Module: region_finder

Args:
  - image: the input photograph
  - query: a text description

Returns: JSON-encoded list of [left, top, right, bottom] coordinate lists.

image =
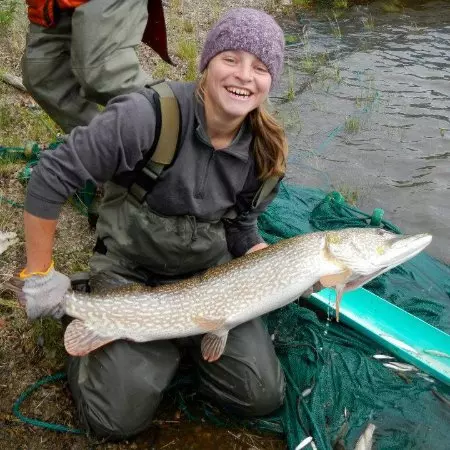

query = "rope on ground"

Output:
[[12, 371, 85, 435], [0, 195, 24, 209]]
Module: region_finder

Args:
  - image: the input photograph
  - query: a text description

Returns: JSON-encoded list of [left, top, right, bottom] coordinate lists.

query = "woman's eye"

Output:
[[255, 66, 269, 74]]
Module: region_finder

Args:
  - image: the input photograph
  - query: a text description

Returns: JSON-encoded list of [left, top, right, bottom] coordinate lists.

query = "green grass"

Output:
[[0, 0, 18, 28], [0, 94, 60, 146], [292, 0, 313, 7], [29, 318, 66, 367], [362, 15, 376, 31], [183, 20, 194, 33], [177, 39, 199, 81], [284, 66, 296, 102], [152, 60, 173, 80], [328, 13, 342, 38], [333, 0, 348, 9], [285, 34, 298, 45]]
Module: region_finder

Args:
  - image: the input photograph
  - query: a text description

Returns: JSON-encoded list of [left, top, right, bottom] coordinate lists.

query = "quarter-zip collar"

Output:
[[194, 94, 253, 162]]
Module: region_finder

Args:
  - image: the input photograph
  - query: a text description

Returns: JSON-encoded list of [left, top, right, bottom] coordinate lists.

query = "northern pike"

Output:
[[63, 228, 431, 361]]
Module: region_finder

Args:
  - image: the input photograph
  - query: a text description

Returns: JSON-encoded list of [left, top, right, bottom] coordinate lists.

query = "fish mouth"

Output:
[[379, 233, 432, 270], [347, 233, 432, 290], [330, 232, 431, 322]]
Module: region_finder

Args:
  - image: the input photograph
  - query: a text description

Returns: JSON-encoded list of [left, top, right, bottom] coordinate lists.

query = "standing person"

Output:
[[20, 8, 287, 441], [22, 0, 170, 133]]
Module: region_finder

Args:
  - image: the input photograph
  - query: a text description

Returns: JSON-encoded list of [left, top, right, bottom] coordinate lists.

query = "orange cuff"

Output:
[[19, 261, 55, 280]]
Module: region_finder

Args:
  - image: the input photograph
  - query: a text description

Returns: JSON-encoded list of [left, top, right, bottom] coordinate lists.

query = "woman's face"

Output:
[[203, 50, 272, 122]]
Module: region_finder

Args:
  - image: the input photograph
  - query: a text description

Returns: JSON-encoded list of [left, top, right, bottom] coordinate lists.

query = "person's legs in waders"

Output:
[[21, 12, 99, 134], [66, 268, 180, 440], [67, 251, 284, 439], [186, 319, 286, 417], [22, 0, 152, 133]]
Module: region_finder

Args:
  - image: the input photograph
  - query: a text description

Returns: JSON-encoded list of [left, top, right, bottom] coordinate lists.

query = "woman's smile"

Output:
[[204, 50, 272, 123]]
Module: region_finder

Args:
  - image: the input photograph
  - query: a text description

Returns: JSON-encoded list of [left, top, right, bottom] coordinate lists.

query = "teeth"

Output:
[[227, 87, 250, 97]]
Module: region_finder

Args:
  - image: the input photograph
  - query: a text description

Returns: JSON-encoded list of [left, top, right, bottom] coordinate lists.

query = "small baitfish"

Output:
[[63, 228, 431, 362]]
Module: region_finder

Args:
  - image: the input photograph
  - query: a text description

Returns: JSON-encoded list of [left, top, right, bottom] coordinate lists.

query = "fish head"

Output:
[[323, 228, 432, 288]]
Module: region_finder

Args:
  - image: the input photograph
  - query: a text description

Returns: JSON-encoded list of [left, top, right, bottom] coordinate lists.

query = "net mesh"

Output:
[[256, 183, 450, 450], [175, 183, 450, 450]]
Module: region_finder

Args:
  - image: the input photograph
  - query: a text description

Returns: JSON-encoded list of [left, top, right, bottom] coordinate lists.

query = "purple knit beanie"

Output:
[[199, 8, 285, 87]]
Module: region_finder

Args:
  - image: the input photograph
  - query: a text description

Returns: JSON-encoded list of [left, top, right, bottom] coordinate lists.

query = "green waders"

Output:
[[22, 0, 151, 133], [66, 188, 285, 440], [67, 270, 285, 440]]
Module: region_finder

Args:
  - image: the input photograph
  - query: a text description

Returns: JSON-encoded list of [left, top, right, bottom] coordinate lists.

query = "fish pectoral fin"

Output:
[[319, 268, 352, 287], [201, 329, 229, 363], [64, 319, 115, 356], [191, 315, 226, 332]]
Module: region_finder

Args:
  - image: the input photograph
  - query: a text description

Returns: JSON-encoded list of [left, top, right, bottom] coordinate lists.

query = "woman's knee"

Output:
[[81, 399, 158, 440], [237, 369, 286, 417], [67, 339, 181, 439]]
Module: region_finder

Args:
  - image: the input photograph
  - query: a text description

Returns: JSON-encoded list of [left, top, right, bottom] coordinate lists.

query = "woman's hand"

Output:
[[20, 266, 70, 320], [21, 212, 66, 319]]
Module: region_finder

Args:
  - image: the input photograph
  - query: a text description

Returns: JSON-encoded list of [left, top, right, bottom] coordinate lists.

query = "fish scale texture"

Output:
[[65, 234, 327, 342], [172, 183, 450, 450]]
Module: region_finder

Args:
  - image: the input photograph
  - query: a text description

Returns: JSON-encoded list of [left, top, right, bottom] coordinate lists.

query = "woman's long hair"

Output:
[[196, 71, 288, 180]]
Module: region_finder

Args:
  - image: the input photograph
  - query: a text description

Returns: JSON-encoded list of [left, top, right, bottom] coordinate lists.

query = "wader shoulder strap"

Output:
[[222, 175, 281, 220], [129, 81, 180, 204], [251, 175, 280, 209]]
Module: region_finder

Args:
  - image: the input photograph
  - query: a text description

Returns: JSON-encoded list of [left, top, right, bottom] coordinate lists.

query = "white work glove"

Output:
[[20, 264, 70, 320]]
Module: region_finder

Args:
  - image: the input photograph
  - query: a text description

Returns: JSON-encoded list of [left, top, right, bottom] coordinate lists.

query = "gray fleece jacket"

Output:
[[25, 82, 279, 257]]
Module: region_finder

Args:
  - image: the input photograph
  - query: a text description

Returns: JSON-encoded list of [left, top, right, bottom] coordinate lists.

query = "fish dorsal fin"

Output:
[[64, 320, 115, 356], [201, 329, 229, 362], [320, 268, 352, 288], [191, 315, 226, 332]]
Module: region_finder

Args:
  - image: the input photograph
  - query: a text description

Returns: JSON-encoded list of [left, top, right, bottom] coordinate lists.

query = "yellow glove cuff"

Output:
[[19, 261, 55, 280]]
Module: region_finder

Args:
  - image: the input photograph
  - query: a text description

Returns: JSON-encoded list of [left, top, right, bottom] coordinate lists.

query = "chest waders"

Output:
[[67, 86, 285, 441], [92, 81, 280, 281]]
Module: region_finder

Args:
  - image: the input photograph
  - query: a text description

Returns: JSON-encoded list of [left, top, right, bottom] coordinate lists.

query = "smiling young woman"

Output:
[[21, 7, 288, 441], [197, 7, 287, 180]]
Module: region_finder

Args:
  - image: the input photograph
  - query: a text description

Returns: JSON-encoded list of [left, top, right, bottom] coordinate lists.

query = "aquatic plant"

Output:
[[344, 117, 361, 133], [285, 34, 298, 45], [381, 0, 403, 13], [284, 65, 296, 102], [362, 15, 376, 31], [328, 13, 342, 38]]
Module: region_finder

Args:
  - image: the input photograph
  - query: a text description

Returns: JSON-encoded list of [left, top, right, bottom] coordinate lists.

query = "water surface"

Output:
[[275, 0, 449, 263]]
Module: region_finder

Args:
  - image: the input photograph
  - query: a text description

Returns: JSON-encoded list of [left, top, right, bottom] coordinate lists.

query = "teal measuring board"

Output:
[[309, 287, 450, 386]]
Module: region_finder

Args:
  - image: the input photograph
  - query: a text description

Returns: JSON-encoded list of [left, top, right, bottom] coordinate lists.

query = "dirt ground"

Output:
[[0, 1, 290, 448]]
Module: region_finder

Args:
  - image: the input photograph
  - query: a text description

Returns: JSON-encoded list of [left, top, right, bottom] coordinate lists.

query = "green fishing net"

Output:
[[256, 183, 450, 450], [0, 141, 96, 213], [174, 183, 450, 450]]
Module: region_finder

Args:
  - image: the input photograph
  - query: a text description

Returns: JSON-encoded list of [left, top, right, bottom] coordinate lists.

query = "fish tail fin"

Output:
[[64, 319, 115, 356]]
